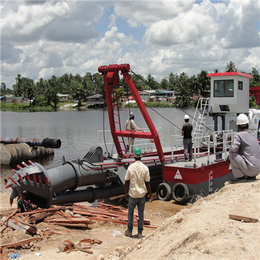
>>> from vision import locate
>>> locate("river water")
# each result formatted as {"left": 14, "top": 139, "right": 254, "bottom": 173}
{"left": 1, "top": 107, "right": 211, "bottom": 175}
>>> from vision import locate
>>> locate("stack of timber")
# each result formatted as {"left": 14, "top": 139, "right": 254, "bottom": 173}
{"left": 73, "top": 202, "right": 155, "bottom": 228}
{"left": 0, "top": 202, "right": 155, "bottom": 257}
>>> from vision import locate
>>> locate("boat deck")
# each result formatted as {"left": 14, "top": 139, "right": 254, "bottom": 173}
{"left": 165, "top": 152, "right": 226, "bottom": 168}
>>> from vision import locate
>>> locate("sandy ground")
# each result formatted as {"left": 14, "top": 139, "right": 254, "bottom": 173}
{"left": 0, "top": 186, "right": 186, "bottom": 260}
{"left": 1, "top": 176, "right": 260, "bottom": 260}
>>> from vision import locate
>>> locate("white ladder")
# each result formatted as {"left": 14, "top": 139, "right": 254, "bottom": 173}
{"left": 192, "top": 97, "right": 211, "bottom": 139}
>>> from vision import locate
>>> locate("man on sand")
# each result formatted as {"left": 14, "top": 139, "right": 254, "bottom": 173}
{"left": 228, "top": 113, "right": 260, "bottom": 184}
{"left": 124, "top": 147, "right": 153, "bottom": 239}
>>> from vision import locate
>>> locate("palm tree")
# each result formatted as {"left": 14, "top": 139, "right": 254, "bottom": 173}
{"left": 173, "top": 73, "right": 192, "bottom": 108}
{"left": 196, "top": 70, "right": 210, "bottom": 97}
{"left": 225, "top": 61, "right": 237, "bottom": 72}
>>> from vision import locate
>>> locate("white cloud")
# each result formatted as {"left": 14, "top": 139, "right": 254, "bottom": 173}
{"left": 0, "top": 0, "right": 259, "bottom": 89}
{"left": 114, "top": 0, "right": 195, "bottom": 27}
{"left": 1, "top": 1, "right": 70, "bottom": 43}
{"left": 218, "top": 0, "right": 260, "bottom": 48}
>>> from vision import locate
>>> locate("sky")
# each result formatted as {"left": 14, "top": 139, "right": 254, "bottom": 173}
{"left": 0, "top": 0, "right": 260, "bottom": 89}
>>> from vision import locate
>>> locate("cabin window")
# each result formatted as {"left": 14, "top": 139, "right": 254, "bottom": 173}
{"left": 214, "top": 80, "right": 234, "bottom": 97}
{"left": 238, "top": 81, "right": 243, "bottom": 90}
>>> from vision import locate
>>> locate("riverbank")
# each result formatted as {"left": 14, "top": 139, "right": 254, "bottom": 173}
{"left": 0, "top": 101, "right": 177, "bottom": 112}
{"left": 1, "top": 176, "right": 259, "bottom": 260}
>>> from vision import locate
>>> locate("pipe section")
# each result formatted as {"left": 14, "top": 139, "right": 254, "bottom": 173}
{"left": 0, "top": 137, "right": 61, "bottom": 148}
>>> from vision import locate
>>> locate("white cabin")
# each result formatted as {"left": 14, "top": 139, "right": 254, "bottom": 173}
{"left": 207, "top": 72, "right": 253, "bottom": 114}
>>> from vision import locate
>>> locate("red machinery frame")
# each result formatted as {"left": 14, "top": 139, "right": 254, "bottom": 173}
{"left": 98, "top": 64, "right": 165, "bottom": 163}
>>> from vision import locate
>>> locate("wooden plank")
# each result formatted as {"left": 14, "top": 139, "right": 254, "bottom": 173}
{"left": 73, "top": 204, "right": 151, "bottom": 225}
{"left": 73, "top": 207, "right": 119, "bottom": 218}
{"left": 28, "top": 212, "right": 54, "bottom": 223}
{"left": 0, "top": 236, "right": 41, "bottom": 249}
{"left": 51, "top": 223, "right": 88, "bottom": 228}
{"left": 16, "top": 206, "right": 70, "bottom": 216}
{"left": 88, "top": 216, "right": 156, "bottom": 229}
{"left": 229, "top": 214, "right": 258, "bottom": 223}
{"left": 1, "top": 217, "right": 37, "bottom": 235}
{"left": 1, "top": 210, "right": 18, "bottom": 226}
{"left": 45, "top": 217, "right": 92, "bottom": 225}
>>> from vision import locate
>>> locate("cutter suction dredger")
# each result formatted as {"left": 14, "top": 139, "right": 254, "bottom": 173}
{"left": 6, "top": 63, "right": 235, "bottom": 211}
{"left": 7, "top": 146, "right": 163, "bottom": 211}
{"left": 7, "top": 63, "right": 166, "bottom": 211}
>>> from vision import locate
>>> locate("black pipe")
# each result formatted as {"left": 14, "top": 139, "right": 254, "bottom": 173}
{"left": 41, "top": 138, "right": 61, "bottom": 148}
{"left": 53, "top": 185, "right": 125, "bottom": 204}
{"left": 0, "top": 137, "right": 61, "bottom": 148}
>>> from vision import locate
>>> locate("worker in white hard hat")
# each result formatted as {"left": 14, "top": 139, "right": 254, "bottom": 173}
{"left": 228, "top": 113, "right": 260, "bottom": 184}
{"left": 181, "top": 114, "right": 193, "bottom": 161}
{"left": 125, "top": 112, "right": 142, "bottom": 153}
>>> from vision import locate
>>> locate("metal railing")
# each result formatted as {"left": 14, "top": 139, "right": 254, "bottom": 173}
{"left": 170, "top": 129, "right": 235, "bottom": 164}
{"left": 96, "top": 127, "right": 161, "bottom": 156}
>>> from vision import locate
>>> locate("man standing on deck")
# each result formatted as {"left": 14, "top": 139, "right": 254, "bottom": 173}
{"left": 228, "top": 113, "right": 260, "bottom": 184}
{"left": 124, "top": 147, "right": 153, "bottom": 239}
{"left": 182, "top": 114, "right": 193, "bottom": 161}
{"left": 125, "top": 112, "right": 142, "bottom": 153}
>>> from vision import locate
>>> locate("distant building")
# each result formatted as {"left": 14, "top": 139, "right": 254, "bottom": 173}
{"left": 0, "top": 96, "right": 6, "bottom": 102}
{"left": 57, "top": 93, "right": 70, "bottom": 102}
{"left": 139, "top": 90, "right": 175, "bottom": 102}
{"left": 86, "top": 94, "right": 104, "bottom": 107}
{"left": 2, "top": 95, "right": 29, "bottom": 103}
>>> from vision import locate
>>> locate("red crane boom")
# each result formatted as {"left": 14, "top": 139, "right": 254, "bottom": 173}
{"left": 98, "top": 64, "right": 165, "bottom": 164}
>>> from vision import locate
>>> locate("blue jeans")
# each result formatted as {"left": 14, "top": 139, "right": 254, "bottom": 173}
{"left": 127, "top": 196, "right": 146, "bottom": 234}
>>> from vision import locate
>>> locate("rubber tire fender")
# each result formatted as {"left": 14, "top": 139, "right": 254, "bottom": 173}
{"left": 172, "top": 183, "right": 189, "bottom": 204}
{"left": 156, "top": 182, "right": 172, "bottom": 201}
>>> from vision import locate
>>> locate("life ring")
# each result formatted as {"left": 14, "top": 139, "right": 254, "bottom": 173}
{"left": 156, "top": 182, "right": 172, "bottom": 201}
{"left": 172, "top": 183, "right": 189, "bottom": 204}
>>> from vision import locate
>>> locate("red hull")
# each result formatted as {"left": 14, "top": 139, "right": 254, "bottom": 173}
{"left": 162, "top": 160, "right": 232, "bottom": 185}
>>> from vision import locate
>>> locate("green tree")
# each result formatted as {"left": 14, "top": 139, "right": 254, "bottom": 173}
{"left": 92, "top": 73, "right": 104, "bottom": 94}
{"left": 13, "top": 75, "right": 35, "bottom": 105}
{"left": 172, "top": 72, "right": 192, "bottom": 108}
{"left": 147, "top": 74, "right": 159, "bottom": 90}
{"left": 0, "top": 82, "right": 13, "bottom": 95}
{"left": 196, "top": 70, "right": 210, "bottom": 97}
{"left": 13, "top": 74, "right": 23, "bottom": 97}
{"left": 168, "top": 72, "right": 179, "bottom": 91}
{"left": 71, "top": 83, "right": 86, "bottom": 107}
{"left": 250, "top": 67, "right": 260, "bottom": 86}
{"left": 34, "top": 94, "right": 47, "bottom": 107}
{"left": 60, "top": 73, "right": 72, "bottom": 93}
{"left": 160, "top": 78, "right": 169, "bottom": 90}
{"left": 82, "top": 72, "right": 95, "bottom": 96}
{"left": 249, "top": 94, "right": 257, "bottom": 108}
{"left": 225, "top": 61, "right": 237, "bottom": 72}
{"left": 36, "top": 78, "right": 48, "bottom": 96}
{"left": 46, "top": 76, "right": 60, "bottom": 108}
{"left": 117, "top": 87, "right": 124, "bottom": 99}
{"left": 24, "top": 78, "right": 35, "bottom": 106}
